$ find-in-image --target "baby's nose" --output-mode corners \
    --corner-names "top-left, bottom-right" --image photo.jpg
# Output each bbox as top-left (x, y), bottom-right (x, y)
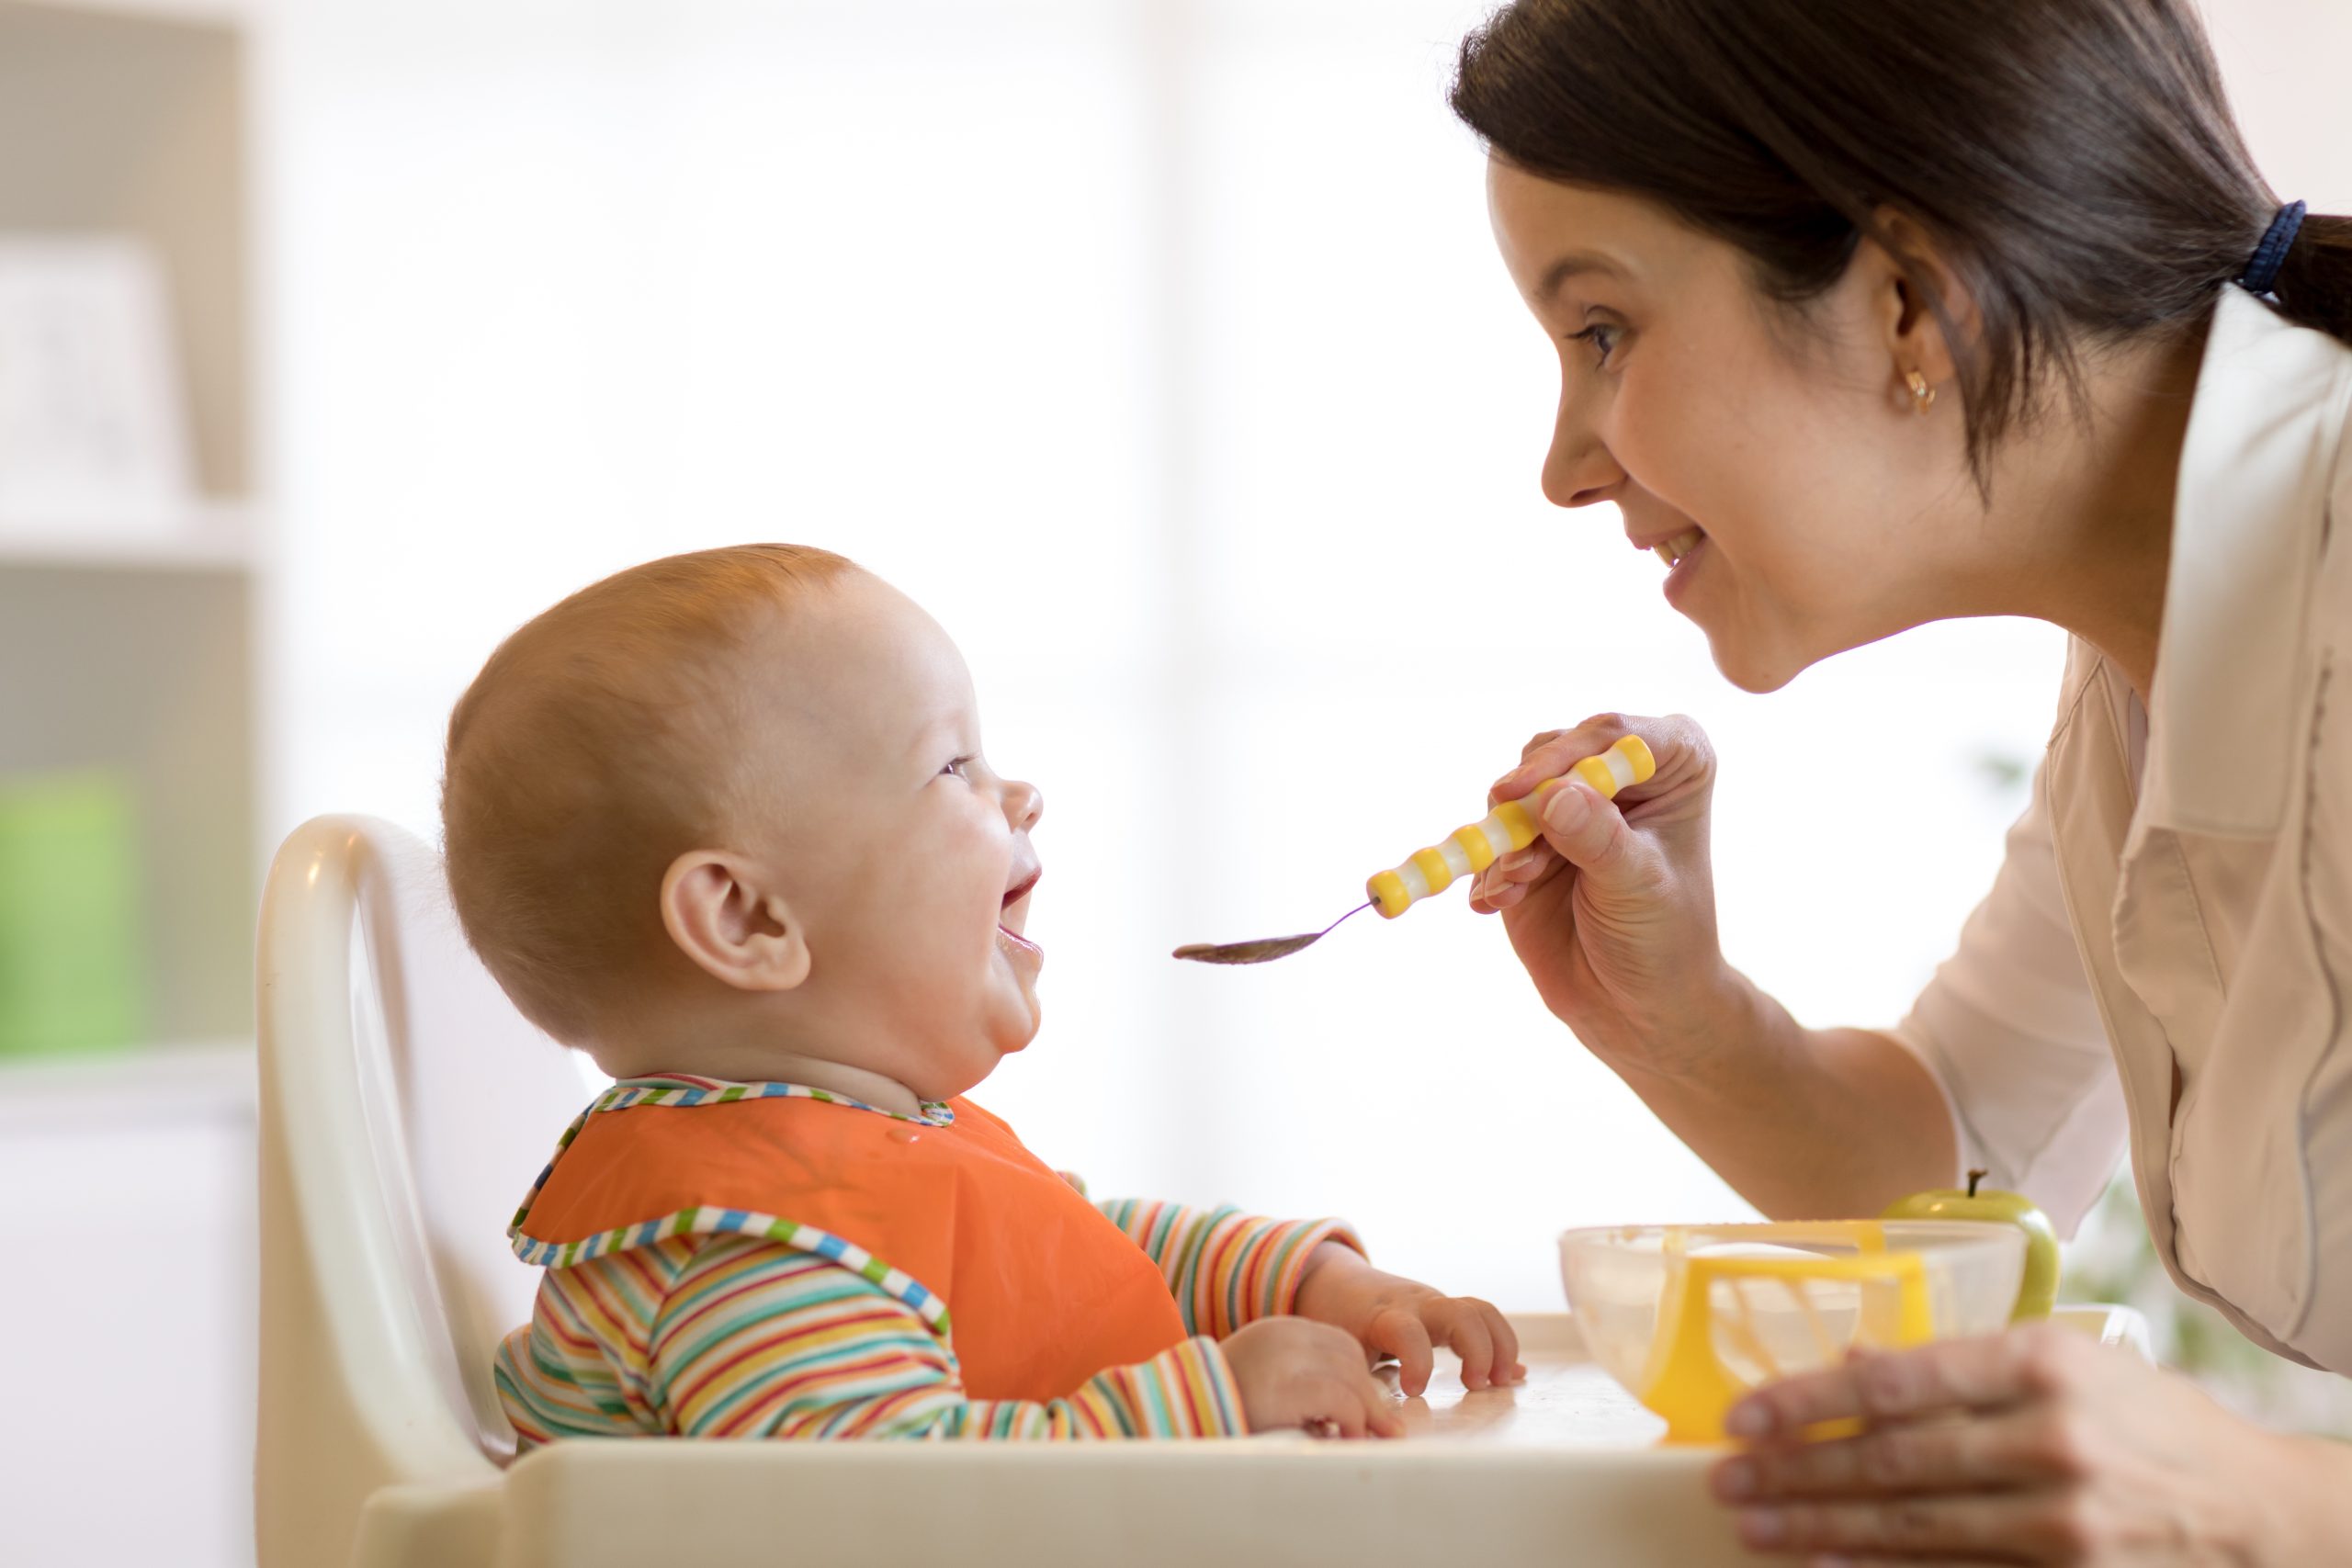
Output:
top-left (1003, 777), bottom-right (1044, 832)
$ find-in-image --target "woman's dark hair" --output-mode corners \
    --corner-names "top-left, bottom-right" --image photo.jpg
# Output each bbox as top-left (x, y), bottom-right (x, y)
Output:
top-left (1451, 0), bottom-right (2352, 481)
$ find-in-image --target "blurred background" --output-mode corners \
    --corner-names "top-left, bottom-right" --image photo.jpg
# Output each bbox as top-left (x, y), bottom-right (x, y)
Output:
top-left (0, 0), bottom-right (2345, 1562)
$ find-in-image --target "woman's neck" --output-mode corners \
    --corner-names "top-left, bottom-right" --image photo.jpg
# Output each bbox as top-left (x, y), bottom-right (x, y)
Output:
top-left (1959, 323), bottom-right (2209, 703)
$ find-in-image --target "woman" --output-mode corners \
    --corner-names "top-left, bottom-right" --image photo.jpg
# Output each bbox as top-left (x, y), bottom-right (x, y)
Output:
top-left (1446, 0), bottom-right (2352, 1559)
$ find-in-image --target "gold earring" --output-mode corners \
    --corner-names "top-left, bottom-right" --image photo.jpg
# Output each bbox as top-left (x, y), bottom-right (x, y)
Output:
top-left (1905, 369), bottom-right (1937, 413)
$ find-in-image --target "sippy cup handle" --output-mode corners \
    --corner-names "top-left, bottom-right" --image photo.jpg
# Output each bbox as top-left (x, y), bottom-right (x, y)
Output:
top-left (1364, 735), bottom-right (1657, 919)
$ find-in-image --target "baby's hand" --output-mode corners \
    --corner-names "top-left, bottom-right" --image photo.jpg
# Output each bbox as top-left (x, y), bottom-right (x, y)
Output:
top-left (1292, 1244), bottom-right (1525, 1397)
top-left (1219, 1317), bottom-right (1404, 1438)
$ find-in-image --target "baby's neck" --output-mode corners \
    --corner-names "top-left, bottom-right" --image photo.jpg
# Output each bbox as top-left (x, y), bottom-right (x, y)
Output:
top-left (594, 1034), bottom-right (929, 1120)
top-left (741, 1050), bottom-right (928, 1118)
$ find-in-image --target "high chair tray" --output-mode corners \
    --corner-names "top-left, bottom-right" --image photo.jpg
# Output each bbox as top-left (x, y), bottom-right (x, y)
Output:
top-left (354, 1306), bottom-right (2144, 1568)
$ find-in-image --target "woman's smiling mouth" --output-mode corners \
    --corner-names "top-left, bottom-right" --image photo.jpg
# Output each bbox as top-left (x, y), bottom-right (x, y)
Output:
top-left (1629, 525), bottom-right (1710, 607)
top-left (1645, 527), bottom-right (1706, 567)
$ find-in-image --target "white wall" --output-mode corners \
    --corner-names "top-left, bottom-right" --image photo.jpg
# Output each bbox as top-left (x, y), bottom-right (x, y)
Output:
top-left (2202, 0), bottom-right (2352, 219)
top-left (261, 0), bottom-right (2345, 1312)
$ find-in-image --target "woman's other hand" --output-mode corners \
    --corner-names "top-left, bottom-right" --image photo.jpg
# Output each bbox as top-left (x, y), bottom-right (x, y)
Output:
top-left (1710, 1323), bottom-right (2352, 1563)
top-left (1470, 712), bottom-right (1742, 1076)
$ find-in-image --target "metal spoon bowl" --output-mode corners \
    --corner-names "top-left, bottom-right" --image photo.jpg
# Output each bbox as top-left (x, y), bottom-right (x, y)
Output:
top-left (1171, 900), bottom-right (1374, 965)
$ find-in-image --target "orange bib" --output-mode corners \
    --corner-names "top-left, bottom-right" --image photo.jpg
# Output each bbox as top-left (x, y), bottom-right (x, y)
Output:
top-left (510, 1087), bottom-right (1189, 1401)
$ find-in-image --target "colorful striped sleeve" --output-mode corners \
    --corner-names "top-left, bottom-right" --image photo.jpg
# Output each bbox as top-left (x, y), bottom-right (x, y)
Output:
top-left (495, 1234), bottom-right (1249, 1445)
top-left (1091, 1198), bottom-right (1365, 1340)
top-left (494, 1239), bottom-right (676, 1445)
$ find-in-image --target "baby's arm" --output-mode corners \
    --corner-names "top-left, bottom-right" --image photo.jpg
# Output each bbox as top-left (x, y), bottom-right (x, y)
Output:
top-left (644, 1235), bottom-right (1245, 1439)
top-left (1089, 1194), bottom-right (1363, 1338)
top-left (1081, 1187), bottom-right (1523, 1398)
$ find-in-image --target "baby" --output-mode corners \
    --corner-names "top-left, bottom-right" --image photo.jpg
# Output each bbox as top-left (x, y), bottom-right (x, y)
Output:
top-left (444, 544), bottom-right (1521, 1444)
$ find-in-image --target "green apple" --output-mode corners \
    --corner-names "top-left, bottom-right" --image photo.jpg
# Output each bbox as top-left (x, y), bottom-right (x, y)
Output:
top-left (1883, 1168), bottom-right (2059, 1321)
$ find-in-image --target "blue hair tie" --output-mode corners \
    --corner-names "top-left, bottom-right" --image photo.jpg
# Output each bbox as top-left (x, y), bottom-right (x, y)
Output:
top-left (2236, 200), bottom-right (2306, 297)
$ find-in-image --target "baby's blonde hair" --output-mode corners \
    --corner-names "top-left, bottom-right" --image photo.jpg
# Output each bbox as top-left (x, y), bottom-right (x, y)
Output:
top-left (441, 543), bottom-right (859, 1043)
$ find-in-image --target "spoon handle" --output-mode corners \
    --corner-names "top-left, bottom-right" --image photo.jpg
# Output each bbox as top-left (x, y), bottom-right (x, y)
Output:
top-left (1364, 735), bottom-right (1657, 919)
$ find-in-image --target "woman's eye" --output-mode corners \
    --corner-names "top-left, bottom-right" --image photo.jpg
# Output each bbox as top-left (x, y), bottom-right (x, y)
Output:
top-left (1567, 321), bottom-right (1622, 367)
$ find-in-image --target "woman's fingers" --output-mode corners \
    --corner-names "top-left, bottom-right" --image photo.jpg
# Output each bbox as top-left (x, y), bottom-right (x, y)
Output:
top-left (1515, 728), bottom-right (1574, 766)
top-left (1713, 1404), bottom-right (2090, 1500)
top-left (1496, 720), bottom-right (1621, 799)
top-left (1727, 1328), bottom-right (2086, 1441)
top-left (1533, 781), bottom-right (1634, 874)
top-left (1729, 1490), bottom-right (2081, 1561)
top-left (1490, 711), bottom-right (1714, 810)
top-left (1473, 710), bottom-right (1716, 910)
top-left (1491, 713), bottom-right (1641, 801)
top-left (1470, 842), bottom-right (1561, 910)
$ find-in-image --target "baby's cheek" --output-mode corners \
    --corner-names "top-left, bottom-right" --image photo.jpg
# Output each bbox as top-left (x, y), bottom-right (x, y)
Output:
top-left (876, 809), bottom-right (1000, 912)
top-left (872, 866), bottom-right (1001, 983)
top-left (865, 897), bottom-right (989, 982)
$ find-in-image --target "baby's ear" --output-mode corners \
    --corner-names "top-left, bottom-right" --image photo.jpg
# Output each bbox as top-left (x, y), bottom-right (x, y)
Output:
top-left (659, 851), bottom-right (811, 992)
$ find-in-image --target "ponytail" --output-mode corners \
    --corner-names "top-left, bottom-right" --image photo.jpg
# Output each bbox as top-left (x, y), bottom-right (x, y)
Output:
top-left (2269, 212), bottom-right (2352, 346)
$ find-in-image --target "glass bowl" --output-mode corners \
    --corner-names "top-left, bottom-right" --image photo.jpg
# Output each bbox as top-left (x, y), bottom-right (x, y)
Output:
top-left (1557, 1220), bottom-right (2026, 1442)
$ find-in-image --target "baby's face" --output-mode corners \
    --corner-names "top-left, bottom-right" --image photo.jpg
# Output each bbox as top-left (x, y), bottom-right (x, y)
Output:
top-left (729, 576), bottom-right (1045, 1099)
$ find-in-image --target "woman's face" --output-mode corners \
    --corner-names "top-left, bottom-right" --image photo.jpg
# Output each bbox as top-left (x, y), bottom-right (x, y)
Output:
top-left (1487, 159), bottom-right (1973, 692)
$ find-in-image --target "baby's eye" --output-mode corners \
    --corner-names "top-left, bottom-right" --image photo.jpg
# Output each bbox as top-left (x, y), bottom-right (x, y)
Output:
top-left (941, 756), bottom-right (974, 780)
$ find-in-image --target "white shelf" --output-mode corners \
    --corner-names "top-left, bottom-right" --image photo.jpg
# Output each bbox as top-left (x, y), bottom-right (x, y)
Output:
top-left (0, 0), bottom-right (260, 1051)
top-left (0, 503), bottom-right (255, 571)
top-left (0, 12), bottom-right (261, 1568)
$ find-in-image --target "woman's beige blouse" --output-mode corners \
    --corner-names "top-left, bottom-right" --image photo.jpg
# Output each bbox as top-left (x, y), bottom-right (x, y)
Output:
top-left (1889, 285), bottom-right (2352, 1375)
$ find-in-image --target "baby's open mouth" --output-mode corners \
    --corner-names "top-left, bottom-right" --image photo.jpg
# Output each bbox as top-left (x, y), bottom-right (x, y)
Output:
top-left (999, 871), bottom-right (1043, 962)
top-left (998, 871), bottom-right (1044, 965)
top-left (1001, 872), bottom-right (1040, 912)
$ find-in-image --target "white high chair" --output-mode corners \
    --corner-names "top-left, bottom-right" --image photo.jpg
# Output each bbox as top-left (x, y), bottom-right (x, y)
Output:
top-left (277, 813), bottom-right (2116, 1567)
top-left (256, 815), bottom-right (585, 1567)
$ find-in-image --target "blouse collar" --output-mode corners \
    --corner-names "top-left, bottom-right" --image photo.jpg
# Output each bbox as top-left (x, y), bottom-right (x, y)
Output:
top-left (2142, 285), bottom-right (2352, 838)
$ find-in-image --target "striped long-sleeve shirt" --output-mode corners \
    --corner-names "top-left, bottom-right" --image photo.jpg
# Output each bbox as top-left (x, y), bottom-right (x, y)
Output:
top-left (494, 1188), bottom-right (1358, 1446)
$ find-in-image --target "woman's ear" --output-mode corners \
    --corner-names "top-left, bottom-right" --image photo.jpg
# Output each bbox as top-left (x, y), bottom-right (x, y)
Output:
top-left (1865, 205), bottom-right (1977, 403)
top-left (660, 850), bottom-right (812, 992)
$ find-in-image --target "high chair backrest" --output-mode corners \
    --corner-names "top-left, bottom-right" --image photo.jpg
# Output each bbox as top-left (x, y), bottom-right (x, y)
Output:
top-left (256, 816), bottom-right (596, 1568)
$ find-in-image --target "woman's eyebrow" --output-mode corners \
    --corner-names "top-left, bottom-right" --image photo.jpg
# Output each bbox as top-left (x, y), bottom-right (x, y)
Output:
top-left (1540, 251), bottom-right (1629, 298)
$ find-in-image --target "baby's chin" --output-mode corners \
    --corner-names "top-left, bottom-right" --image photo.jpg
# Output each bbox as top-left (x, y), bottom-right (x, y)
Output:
top-left (915, 998), bottom-right (1040, 1102)
top-left (993, 988), bottom-right (1043, 1058)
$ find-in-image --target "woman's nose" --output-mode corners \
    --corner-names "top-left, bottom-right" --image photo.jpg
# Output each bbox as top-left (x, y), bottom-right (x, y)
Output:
top-left (1543, 386), bottom-right (1624, 509)
top-left (1002, 777), bottom-right (1044, 833)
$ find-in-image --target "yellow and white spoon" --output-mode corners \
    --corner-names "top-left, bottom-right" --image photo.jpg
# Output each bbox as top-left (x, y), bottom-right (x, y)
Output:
top-left (1173, 735), bottom-right (1657, 965)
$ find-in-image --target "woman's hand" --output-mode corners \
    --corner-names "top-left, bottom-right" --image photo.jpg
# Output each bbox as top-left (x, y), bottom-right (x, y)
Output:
top-left (1291, 1242), bottom-right (1524, 1396)
top-left (1469, 713), bottom-right (1742, 1075)
top-left (1711, 1323), bottom-right (2352, 1564)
